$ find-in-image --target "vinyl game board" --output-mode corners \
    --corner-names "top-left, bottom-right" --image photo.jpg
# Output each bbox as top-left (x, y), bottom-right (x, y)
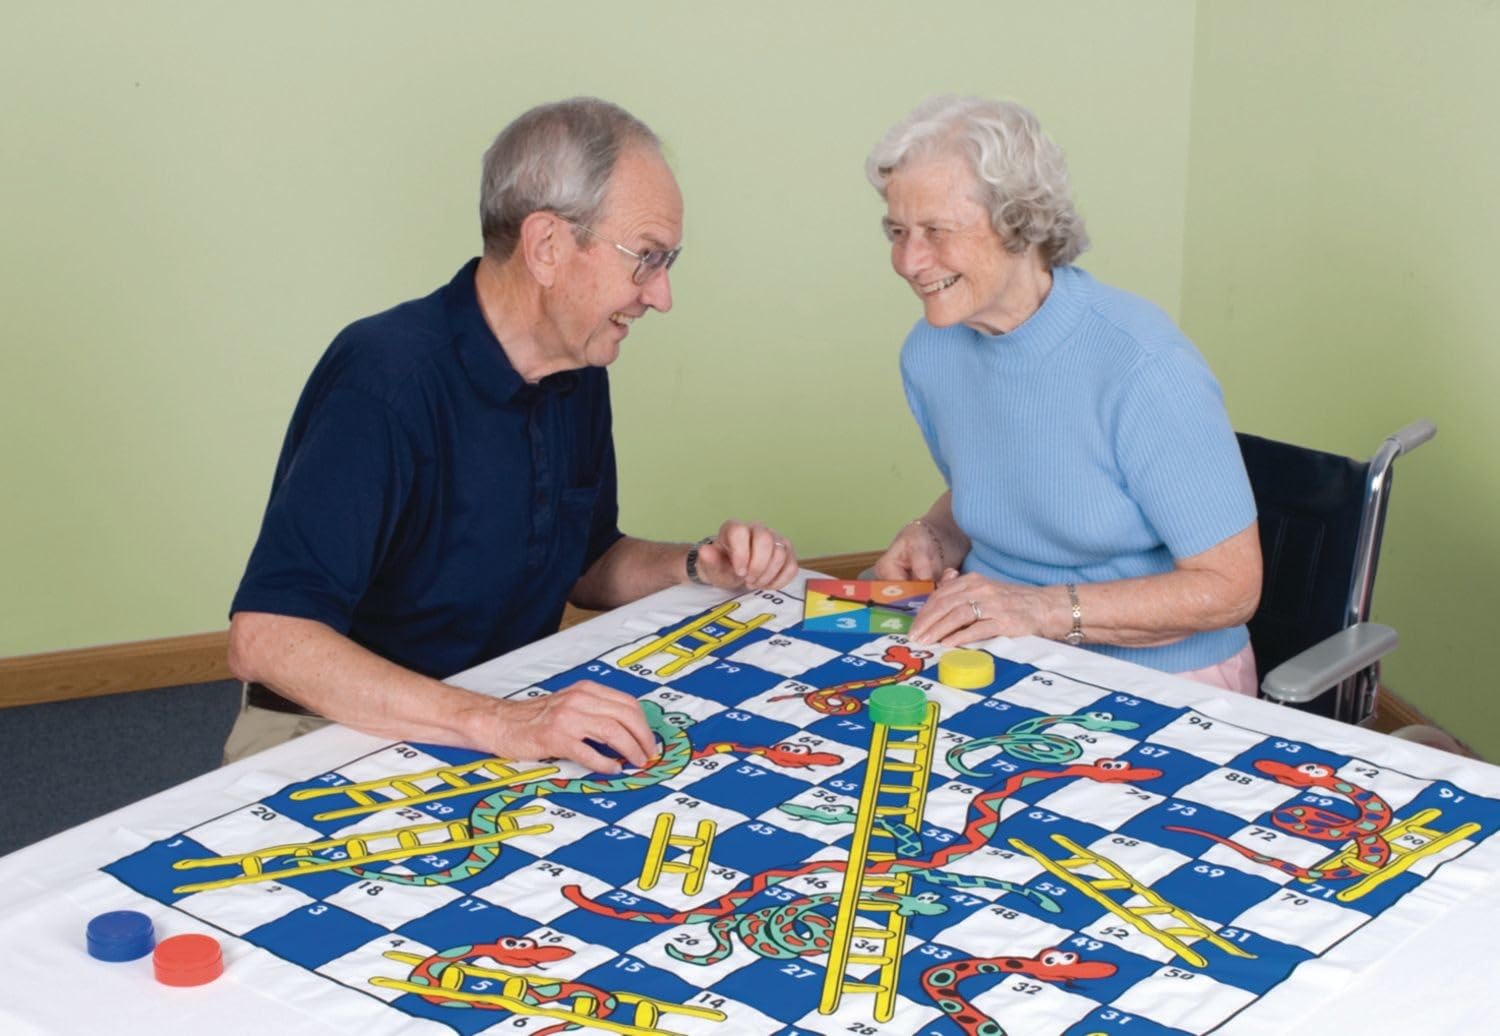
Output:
top-left (102, 587), bottom-right (1500, 1036)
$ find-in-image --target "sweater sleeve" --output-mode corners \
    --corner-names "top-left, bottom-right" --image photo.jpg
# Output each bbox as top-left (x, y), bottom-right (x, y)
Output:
top-left (900, 334), bottom-right (953, 487)
top-left (1113, 352), bottom-right (1256, 560)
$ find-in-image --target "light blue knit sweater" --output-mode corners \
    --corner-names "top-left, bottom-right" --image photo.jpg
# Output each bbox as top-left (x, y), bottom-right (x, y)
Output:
top-left (900, 265), bottom-right (1256, 672)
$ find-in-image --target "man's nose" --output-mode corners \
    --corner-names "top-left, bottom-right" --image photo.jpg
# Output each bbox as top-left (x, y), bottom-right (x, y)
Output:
top-left (641, 267), bottom-right (673, 312)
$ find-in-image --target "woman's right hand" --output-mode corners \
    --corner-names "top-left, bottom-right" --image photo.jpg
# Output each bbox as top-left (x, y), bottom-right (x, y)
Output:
top-left (874, 520), bottom-right (947, 581)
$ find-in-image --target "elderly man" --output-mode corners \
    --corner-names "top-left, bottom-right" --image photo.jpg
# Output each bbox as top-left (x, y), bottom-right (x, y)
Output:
top-left (227, 98), bottom-right (797, 771)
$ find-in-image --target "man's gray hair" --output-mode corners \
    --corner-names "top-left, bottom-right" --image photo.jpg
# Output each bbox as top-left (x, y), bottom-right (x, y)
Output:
top-left (866, 95), bottom-right (1089, 266)
top-left (480, 97), bottom-right (660, 260)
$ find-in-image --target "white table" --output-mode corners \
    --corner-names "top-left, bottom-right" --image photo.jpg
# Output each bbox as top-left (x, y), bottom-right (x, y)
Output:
top-left (2, 575), bottom-right (1497, 1035)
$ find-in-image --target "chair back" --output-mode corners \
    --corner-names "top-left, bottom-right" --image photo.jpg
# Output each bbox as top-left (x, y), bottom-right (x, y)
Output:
top-left (1237, 433), bottom-right (1388, 690)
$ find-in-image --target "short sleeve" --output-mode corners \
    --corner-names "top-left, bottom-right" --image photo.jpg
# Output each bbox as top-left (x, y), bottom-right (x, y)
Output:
top-left (231, 388), bottom-right (416, 631)
top-left (1113, 353), bottom-right (1256, 559)
top-left (900, 348), bottom-right (952, 487)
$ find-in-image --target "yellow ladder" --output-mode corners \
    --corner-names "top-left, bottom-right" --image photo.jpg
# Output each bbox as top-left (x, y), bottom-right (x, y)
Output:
top-left (170, 803), bottom-right (552, 893)
top-left (618, 602), bottom-right (771, 678)
top-left (290, 759), bottom-right (559, 821)
top-left (639, 812), bottom-right (719, 896)
top-left (1304, 807), bottom-right (1482, 902)
top-left (373, 954), bottom-right (727, 1036)
top-left (1009, 833), bottom-right (1255, 968)
top-left (820, 689), bottom-right (939, 1021)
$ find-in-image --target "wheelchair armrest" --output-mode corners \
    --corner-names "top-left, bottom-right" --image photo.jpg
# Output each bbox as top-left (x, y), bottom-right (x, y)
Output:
top-left (1259, 622), bottom-right (1399, 704)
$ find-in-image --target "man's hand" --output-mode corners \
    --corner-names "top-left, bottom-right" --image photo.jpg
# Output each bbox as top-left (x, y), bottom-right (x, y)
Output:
top-left (480, 680), bottom-right (658, 773)
top-left (694, 519), bottom-right (799, 590)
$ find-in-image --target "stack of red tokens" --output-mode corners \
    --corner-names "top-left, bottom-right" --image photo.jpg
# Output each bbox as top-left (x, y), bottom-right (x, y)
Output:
top-left (152, 933), bottom-right (224, 986)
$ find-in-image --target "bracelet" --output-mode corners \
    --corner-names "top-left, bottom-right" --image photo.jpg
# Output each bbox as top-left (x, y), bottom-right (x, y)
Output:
top-left (1064, 583), bottom-right (1084, 645)
top-left (684, 536), bottom-right (715, 586)
top-left (907, 518), bottom-right (945, 570)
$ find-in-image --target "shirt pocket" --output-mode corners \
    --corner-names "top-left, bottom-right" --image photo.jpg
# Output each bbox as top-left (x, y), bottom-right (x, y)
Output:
top-left (554, 482), bottom-right (601, 583)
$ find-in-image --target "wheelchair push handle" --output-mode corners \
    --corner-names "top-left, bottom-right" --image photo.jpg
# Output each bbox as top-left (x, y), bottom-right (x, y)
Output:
top-left (1388, 420), bottom-right (1435, 455)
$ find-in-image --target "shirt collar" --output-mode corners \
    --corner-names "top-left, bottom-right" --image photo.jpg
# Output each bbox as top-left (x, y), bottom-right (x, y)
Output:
top-left (445, 258), bottom-right (579, 405)
top-left (972, 264), bottom-right (1089, 359)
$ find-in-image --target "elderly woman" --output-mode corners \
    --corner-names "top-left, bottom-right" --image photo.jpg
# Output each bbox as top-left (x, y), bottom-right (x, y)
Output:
top-left (868, 96), bottom-right (1262, 693)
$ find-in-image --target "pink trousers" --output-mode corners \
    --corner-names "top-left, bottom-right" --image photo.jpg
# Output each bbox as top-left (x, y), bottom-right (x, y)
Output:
top-left (1177, 641), bottom-right (1259, 696)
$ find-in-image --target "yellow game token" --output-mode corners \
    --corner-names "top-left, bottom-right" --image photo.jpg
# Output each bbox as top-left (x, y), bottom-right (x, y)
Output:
top-left (939, 648), bottom-right (994, 690)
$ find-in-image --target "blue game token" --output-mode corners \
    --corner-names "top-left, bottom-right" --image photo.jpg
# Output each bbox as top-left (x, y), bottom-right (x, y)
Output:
top-left (87, 910), bottom-right (156, 962)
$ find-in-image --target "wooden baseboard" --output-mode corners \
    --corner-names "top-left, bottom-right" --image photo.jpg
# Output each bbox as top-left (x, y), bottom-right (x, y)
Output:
top-left (0, 632), bottom-right (232, 709)
top-left (801, 550), bottom-right (883, 580)
top-left (0, 554), bottom-right (887, 709)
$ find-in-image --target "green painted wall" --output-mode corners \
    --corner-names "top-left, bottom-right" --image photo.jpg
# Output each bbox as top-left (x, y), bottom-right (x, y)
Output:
top-left (8, 2), bottom-right (1492, 754)
top-left (1182, 1), bottom-right (1500, 756)
top-left (1, 1), bottom-right (1197, 654)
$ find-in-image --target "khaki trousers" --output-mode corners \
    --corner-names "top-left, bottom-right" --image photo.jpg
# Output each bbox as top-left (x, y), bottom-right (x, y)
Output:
top-left (222, 686), bottom-right (333, 765)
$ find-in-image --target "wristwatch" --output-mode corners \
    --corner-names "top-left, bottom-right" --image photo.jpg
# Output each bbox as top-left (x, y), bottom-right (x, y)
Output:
top-left (684, 536), bottom-right (715, 586)
top-left (1064, 583), bottom-right (1085, 646)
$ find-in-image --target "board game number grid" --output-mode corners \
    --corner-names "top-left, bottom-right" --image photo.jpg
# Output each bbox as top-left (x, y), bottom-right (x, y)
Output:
top-left (102, 587), bottom-right (1500, 1036)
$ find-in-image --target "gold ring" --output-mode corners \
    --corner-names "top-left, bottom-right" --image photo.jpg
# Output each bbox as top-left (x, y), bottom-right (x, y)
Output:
top-left (969, 600), bottom-right (982, 622)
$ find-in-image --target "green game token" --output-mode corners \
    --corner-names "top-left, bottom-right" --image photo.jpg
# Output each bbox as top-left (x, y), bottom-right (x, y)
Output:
top-left (869, 684), bottom-right (928, 727)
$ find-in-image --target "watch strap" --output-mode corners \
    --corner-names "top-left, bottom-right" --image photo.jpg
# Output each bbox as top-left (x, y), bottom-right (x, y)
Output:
top-left (685, 536), bottom-right (715, 586)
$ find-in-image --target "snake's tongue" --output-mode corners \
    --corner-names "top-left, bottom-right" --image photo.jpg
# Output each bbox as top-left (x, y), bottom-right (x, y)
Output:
top-left (500, 945), bottom-right (573, 967)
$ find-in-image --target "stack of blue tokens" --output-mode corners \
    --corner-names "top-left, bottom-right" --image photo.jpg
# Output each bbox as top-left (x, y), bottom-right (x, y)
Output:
top-left (87, 910), bottom-right (156, 962)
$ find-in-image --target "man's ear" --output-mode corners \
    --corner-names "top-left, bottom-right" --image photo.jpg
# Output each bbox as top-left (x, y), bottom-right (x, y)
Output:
top-left (518, 211), bottom-right (563, 288)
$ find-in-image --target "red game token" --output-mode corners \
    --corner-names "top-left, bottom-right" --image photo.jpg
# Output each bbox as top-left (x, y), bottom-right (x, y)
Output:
top-left (152, 933), bottom-right (223, 986)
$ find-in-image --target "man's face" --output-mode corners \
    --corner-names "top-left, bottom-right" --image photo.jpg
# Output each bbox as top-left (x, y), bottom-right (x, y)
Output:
top-left (882, 154), bottom-right (1030, 335)
top-left (550, 147), bottom-right (683, 369)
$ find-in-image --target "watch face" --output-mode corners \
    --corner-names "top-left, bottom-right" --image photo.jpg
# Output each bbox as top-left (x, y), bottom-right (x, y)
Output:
top-left (1066, 632), bottom-right (1084, 646)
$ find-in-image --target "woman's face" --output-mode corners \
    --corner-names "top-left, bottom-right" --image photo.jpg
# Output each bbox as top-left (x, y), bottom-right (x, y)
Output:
top-left (882, 154), bottom-right (1037, 335)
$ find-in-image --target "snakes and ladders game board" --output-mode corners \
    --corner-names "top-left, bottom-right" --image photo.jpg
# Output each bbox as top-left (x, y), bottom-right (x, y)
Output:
top-left (100, 587), bottom-right (1500, 1036)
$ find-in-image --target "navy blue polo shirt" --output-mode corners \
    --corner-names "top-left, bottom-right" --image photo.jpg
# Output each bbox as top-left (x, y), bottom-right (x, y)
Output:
top-left (231, 259), bottom-right (623, 678)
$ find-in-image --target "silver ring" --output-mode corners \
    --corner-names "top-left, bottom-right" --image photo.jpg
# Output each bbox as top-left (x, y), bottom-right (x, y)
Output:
top-left (968, 600), bottom-right (982, 622)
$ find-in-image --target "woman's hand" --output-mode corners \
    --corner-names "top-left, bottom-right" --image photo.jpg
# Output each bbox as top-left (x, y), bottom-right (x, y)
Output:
top-left (874, 493), bottom-right (969, 581)
top-left (873, 521), bottom-right (947, 581)
top-left (908, 569), bottom-right (1061, 646)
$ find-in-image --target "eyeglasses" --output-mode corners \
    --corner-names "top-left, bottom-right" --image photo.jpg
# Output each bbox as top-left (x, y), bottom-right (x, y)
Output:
top-left (561, 219), bottom-right (681, 285)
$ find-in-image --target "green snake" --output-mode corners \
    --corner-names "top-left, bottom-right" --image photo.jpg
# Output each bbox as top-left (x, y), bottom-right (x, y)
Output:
top-left (946, 710), bottom-right (1140, 775)
top-left (563, 758), bottom-right (1164, 936)
top-left (660, 890), bottom-right (947, 965)
top-left (278, 703), bottom-right (839, 887)
top-left (1165, 758), bottom-right (1393, 879)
